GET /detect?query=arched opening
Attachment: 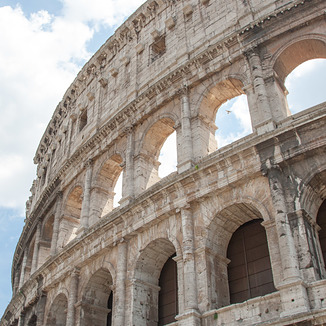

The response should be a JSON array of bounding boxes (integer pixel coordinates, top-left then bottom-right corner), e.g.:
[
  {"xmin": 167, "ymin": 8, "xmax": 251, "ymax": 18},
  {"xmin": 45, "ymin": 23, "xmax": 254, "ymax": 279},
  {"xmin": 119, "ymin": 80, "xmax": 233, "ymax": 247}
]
[
  {"xmin": 113, "ymin": 171, "xmax": 123, "ymax": 208},
  {"xmin": 38, "ymin": 215, "xmax": 54, "ymax": 268},
  {"xmin": 81, "ymin": 268, "xmax": 113, "ymax": 326},
  {"xmin": 206, "ymin": 202, "xmax": 272, "ymax": 309},
  {"xmin": 285, "ymin": 59, "xmax": 326, "ymax": 114},
  {"xmin": 58, "ymin": 186, "xmax": 83, "ymax": 248},
  {"xmin": 46, "ymin": 293, "xmax": 68, "ymax": 326},
  {"xmin": 24, "ymin": 238, "xmax": 35, "ymax": 282},
  {"xmin": 198, "ymin": 78, "xmax": 251, "ymax": 155},
  {"xmin": 133, "ymin": 239, "xmax": 177, "ymax": 325},
  {"xmin": 273, "ymin": 38, "xmax": 326, "ymax": 116},
  {"xmin": 227, "ymin": 219, "xmax": 276, "ymax": 304},
  {"xmin": 91, "ymin": 154, "xmax": 123, "ymax": 222},
  {"xmin": 158, "ymin": 131, "xmax": 177, "ymax": 178},
  {"xmin": 107, "ymin": 291, "xmax": 113, "ymax": 326},
  {"xmin": 215, "ymin": 94, "xmax": 252, "ymax": 148},
  {"xmin": 136, "ymin": 118, "xmax": 176, "ymax": 191},
  {"xmin": 317, "ymin": 200, "xmax": 326, "ymax": 270},
  {"xmin": 158, "ymin": 254, "xmax": 178, "ymax": 326}
]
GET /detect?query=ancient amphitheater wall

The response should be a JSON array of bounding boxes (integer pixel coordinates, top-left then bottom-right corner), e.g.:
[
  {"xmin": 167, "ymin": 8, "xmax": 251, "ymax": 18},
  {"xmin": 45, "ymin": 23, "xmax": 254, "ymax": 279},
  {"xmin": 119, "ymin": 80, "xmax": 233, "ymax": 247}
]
[{"xmin": 2, "ymin": 0, "xmax": 326, "ymax": 325}]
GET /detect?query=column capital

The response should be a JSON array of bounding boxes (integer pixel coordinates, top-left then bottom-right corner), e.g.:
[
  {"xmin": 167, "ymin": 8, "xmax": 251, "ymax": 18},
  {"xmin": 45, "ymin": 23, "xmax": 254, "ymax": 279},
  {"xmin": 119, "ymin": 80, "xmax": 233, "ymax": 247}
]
[
  {"xmin": 243, "ymin": 46, "xmax": 259, "ymax": 59},
  {"xmin": 56, "ymin": 190, "xmax": 63, "ymax": 200},
  {"xmin": 124, "ymin": 126, "xmax": 134, "ymax": 134},
  {"xmin": 84, "ymin": 158, "xmax": 93, "ymax": 169},
  {"xmin": 70, "ymin": 267, "xmax": 80, "ymax": 278},
  {"xmin": 177, "ymin": 84, "xmax": 189, "ymax": 96}
]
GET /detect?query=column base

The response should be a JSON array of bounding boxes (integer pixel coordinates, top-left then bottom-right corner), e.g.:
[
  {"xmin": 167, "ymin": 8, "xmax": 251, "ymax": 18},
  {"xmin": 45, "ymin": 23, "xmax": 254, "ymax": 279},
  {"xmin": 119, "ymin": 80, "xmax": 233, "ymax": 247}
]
[
  {"xmin": 176, "ymin": 309, "xmax": 201, "ymax": 326},
  {"xmin": 177, "ymin": 160, "xmax": 194, "ymax": 174},
  {"xmin": 119, "ymin": 195, "xmax": 134, "ymax": 208},
  {"xmin": 278, "ymin": 280, "xmax": 310, "ymax": 318},
  {"xmin": 255, "ymin": 119, "xmax": 276, "ymax": 135},
  {"xmin": 76, "ymin": 226, "xmax": 88, "ymax": 237}
]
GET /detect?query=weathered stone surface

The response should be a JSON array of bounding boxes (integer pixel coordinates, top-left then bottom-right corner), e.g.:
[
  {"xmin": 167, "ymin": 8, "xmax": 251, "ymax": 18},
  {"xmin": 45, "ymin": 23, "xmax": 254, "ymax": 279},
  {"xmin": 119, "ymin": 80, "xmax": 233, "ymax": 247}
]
[{"xmin": 2, "ymin": 0, "xmax": 326, "ymax": 325}]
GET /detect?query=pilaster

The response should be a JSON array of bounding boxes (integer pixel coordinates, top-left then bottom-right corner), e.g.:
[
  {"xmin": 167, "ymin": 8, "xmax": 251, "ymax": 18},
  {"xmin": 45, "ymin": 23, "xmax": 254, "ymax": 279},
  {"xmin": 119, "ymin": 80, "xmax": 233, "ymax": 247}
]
[
  {"xmin": 19, "ymin": 249, "xmax": 28, "ymax": 289},
  {"xmin": 265, "ymin": 165, "xmax": 310, "ymax": 316},
  {"xmin": 80, "ymin": 159, "xmax": 93, "ymax": 230},
  {"xmin": 180, "ymin": 206, "xmax": 199, "ymax": 322},
  {"xmin": 120, "ymin": 127, "xmax": 135, "ymax": 207},
  {"xmin": 113, "ymin": 239, "xmax": 128, "ymax": 326},
  {"xmin": 245, "ymin": 48, "xmax": 275, "ymax": 134},
  {"xmin": 50, "ymin": 191, "xmax": 63, "ymax": 256},
  {"xmin": 177, "ymin": 86, "xmax": 194, "ymax": 173},
  {"xmin": 288, "ymin": 209, "xmax": 326, "ymax": 281},
  {"xmin": 66, "ymin": 268, "xmax": 80, "ymax": 326},
  {"xmin": 31, "ymin": 224, "xmax": 41, "ymax": 274}
]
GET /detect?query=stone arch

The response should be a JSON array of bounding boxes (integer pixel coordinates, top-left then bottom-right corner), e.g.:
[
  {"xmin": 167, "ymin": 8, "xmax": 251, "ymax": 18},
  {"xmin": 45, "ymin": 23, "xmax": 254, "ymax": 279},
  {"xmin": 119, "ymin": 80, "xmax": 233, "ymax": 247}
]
[
  {"xmin": 197, "ymin": 76, "xmax": 247, "ymax": 122},
  {"xmin": 90, "ymin": 153, "xmax": 123, "ymax": 222},
  {"xmin": 201, "ymin": 188, "xmax": 272, "ymax": 232},
  {"xmin": 135, "ymin": 116, "xmax": 177, "ymax": 191},
  {"xmin": 227, "ymin": 219, "xmax": 276, "ymax": 304},
  {"xmin": 206, "ymin": 202, "xmax": 266, "ymax": 257},
  {"xmin": 79, "ymin": 255, "xmax": 117, "ymax": 294},
  {"xmin": 270, "ymin": 35, "xmax": 326, "ymax": 118},
  {"xmin": 272, "ymin": 35, "xmax": 326, "ymax": 84},
  {"xmin": 131, "ymin": 238, "xmax": 177, "ymax": 325},
  {"xmin": 46, "ymin": 293, "xmax": 68, "ymax": 326},
  {"xmin": 24, "ymin": 237, "xmax": 35, "ymax": 282},
  {"xmin": 205, "ymin": 201, "xmax": 274, "ymax": 308},
  {"xmin": 80, "ymin": 268, "xmax": 114, "ymax": 326},
  {"xmin": 298, "ymin": 165, "xmax": 326, "ymax": 221},
  {"xmin": 38, "ymin": 214, "xmax": 54, "ymax": 268},
  {"xmin": 193, "ymin": 76, "xmax": 251, "ymax": 157},
  {"xmin": 58, "ymin": 185, "xmax": 83, "ymax": 248}
]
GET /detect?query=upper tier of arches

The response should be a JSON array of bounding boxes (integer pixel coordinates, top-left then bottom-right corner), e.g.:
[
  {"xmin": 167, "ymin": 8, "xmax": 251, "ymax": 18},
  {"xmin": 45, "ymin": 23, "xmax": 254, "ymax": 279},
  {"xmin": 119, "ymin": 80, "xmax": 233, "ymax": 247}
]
[{"xmin": 12, "ymin": 0, "xmax": 326, "ymax": 296}]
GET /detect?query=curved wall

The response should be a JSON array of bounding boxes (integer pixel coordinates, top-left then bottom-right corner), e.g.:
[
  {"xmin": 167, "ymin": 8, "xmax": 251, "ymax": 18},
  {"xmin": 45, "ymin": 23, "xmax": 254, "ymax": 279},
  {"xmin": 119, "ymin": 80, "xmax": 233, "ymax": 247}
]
[{"xmin": 2, "ymin": 0, "xmax": 326, "ymax": 325}]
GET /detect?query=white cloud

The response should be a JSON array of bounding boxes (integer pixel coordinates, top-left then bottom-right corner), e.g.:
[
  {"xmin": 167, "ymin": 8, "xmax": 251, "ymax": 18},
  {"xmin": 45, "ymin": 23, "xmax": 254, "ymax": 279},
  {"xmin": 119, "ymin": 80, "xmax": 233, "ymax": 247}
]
[
  {"xmin": 0, "ymin": 1, "xmax": 146, "ymax": 213},
  {"xmin": 61, "ymin": 0, "xmax": 145, "ymax": 29},
  {"xmin": 285, "ymin": 59, "xmax": 320, "ymax": 90},
  {"xmin": 215, "ymin": 95, "xmax": 252, "ymax": 148},
  {"xmin": 159, "ymin": 132, "xmax": 177, "ymax": 178}
]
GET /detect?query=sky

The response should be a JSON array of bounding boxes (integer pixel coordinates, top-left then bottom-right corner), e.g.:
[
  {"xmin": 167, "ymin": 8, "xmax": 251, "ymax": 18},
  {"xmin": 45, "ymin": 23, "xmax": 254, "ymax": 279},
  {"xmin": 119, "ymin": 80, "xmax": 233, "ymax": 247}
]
[{"xmin": 0, "ymin": 0, "xmax": 326, "ymax": 319}]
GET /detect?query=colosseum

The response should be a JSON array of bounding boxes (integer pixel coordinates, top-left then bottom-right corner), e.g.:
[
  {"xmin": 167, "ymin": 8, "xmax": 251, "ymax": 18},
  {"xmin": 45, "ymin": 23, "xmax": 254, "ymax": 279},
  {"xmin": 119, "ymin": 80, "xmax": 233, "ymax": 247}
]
[{"xmin": 1, "ymin": 0, "xmax": 326, "ymax": 325}]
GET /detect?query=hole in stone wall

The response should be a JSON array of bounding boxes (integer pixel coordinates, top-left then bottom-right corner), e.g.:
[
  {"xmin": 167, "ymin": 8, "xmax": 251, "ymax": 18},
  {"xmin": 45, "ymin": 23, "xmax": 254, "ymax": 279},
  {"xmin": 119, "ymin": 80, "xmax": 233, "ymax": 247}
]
[
  {"xmin": 79, "ymin": 109, "xmax": 87, "ymax": 131},
  {"xmin": 215, "ymin": 94, "xmax": 252, "ymax": 149},
  {"xmin": 158, "ymin": 131, "xmax": 177, "ymax": 178},
  {"xmin": 151, "ymin": 35, "xmax": 166, "ymax": 62},
  {"xmin": 285, "ymin": 59, "xmax": 326, "ymax": 114}
]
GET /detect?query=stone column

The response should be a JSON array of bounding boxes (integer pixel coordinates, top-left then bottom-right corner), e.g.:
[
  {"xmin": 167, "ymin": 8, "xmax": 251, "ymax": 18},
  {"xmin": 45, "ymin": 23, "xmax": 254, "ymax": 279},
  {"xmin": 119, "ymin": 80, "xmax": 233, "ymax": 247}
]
[
  {"xmin": 265, "ymin": 165, "xmax": 310, "ymax": 316},
  {"xmin": 18, "ymin": 313, "xmax": 25, "ymax": 326},
  {"xmin": 288, "ymin": 209, "xmax": 325, "ymax": 281},
  {"xmin": 178, "ymin": 86, "xmax": 194, "ymax": 173},
  {"xmin": 19, "ymin": 249, "xmax": 28, "ymax": 288},
  {"xmin": 80, "ymin": 159, "xmax": 93, "ymax": 230},
  {"xmin": 264, "ymin": 71, "xmax": 290, "ymax": 122},
  {"xmin": 13, "ymin": 269, "xmax": 20, "ymax": 295},
  {"xmin": 50, "ymin": 191, "xmax": 63, "ymax": 256},
  {"xmin": 179, "ymin": 207, "xmax": 200, "ymax": 325},
  {"xmin": 36, "ymin": 289, "xmax": 47, "ymax": 326},
  {"xmin": 245, "ymin": 49, "xmax": 274, "ymax": 134},
  {"xmin": 113, "ymin": 239, "xmax": 128, "ymax": 326},
  {"xmin": 120, "ymin": 127, "xmax": 135, "ymax": 207},
  {"xmin": 31, "ymin": 223, "xmax": 41, "ymax": 274},
  {"xmin": 66, "ymin": 268, "xmax": 80, "ymax": 326}
]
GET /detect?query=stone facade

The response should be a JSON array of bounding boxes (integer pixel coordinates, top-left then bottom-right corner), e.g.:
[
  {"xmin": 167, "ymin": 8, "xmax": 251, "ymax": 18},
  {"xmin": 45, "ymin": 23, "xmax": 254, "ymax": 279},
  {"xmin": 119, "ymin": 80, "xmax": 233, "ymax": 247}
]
[{"xmin": 1, "ymin": 0, "xmax": 326, "ymax": 325}]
